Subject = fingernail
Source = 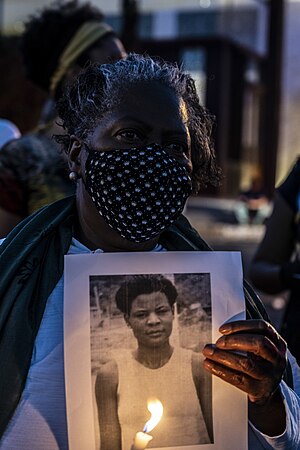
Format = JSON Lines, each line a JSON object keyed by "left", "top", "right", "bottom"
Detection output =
{"left": 216, "top": 337, "right": 226, "bottom": 347}
{"left": 203, "top": 360, "right": 213, "bottom": 370}
{"left": 219, "top": 324, "right": 231, "bottom": 333}
{"left": 203, "top": 344, "right": 216, "bottom": 356}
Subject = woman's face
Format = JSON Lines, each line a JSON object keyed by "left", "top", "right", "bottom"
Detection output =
{"left": 69, "top": 80, "right": 193, "bottom": 251}
{"left": 88, "top": 35, "right": 127, "bottom": 64}
{"left": 86, "top": 81, "right": 192, "bottom": 173}
{"left": 65, "top": 36, "right": 126, "bottom": 91}
{"left": 126, "top": 291, "right": 174, "bottom": 348}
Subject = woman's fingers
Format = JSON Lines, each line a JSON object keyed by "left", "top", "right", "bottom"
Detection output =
{"left": 215, "top": 334, "right": 281, "bottom": 364}
{"left": 202, "top": 358, "right": 276, "bottom": 404}
{"left": 202, "top": 320, "right": 287, "bottom": 404}
{"left": 219, "top": 320, "right": 287, "bottom": 354}
{"left": 202, "top": 345, "right": 272, "bottom": 380}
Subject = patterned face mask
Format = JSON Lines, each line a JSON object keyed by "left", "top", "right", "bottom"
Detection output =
{"left": 84, "top": 143, "right": 192, "bottom": 242}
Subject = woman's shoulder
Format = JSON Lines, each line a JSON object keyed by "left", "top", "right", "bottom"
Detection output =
{"left": 95, "top": 355, "right": 119, "bottom": 391}
{"left": 96, "top": 354, "right": 118, "bottom": 379}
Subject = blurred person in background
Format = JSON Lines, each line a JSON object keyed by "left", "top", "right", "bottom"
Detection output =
{"left": 0, "top": 0, "right": 126, "bottom": 237}
{"left": 234, "top": 171, "right": 271, "bottom": 226}
{"left": 0, "top": 119, "right": 21, "bottom": 149}
{"left": 250, "top": 157, "right": 300, "bottom": 365}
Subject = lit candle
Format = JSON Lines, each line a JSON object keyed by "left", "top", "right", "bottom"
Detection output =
{"left": 131, "top": 431, "right": 153, "bottom": 450}
{"left": 131, "top": 398, "right": 163, "bottom": 450}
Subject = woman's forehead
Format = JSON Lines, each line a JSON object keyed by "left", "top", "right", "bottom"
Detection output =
{"left": 88, "top": 35, "right": 127, "bottom": 64}
{"left": 131, "top": 291, "right": 170, "bottom": 309}
{"left": 95, "top": 81, "right": 188, "bottom": 131}
{"left": 119, "top": 81, "right": 184, "bottom": 109}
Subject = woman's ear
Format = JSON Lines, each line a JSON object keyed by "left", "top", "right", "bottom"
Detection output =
{"left": 68, "top": 136, "right": 83, "bottom": 175}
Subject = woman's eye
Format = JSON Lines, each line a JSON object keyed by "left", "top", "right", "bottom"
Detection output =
{"left": 156, "top": 308, "right": 170, "bottom": 315}
{"left": 115, "top": 130, "right": 143, "bottom": 141}
{"left": 164, "top": 142, "right": 188, "bottom": 154}
{"left": 133, "top": 312, "right": 147, "bottom": 318}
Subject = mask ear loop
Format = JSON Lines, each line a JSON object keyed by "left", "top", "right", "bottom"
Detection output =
{"left": 66, "top": 135, "right": 82, "bottom": 182}
{"left": 81, "top": 141, "right": 95, "bottom": 190}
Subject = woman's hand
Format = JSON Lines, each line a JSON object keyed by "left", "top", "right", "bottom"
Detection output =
{"left": 202, "top": 320, "right": 288, "bottom": 435}
{"left": 202, "top": 319, "right": 287, "bottom": 404}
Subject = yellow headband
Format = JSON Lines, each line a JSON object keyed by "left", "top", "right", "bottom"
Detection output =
{"left": 50, "top": 21, "right": 113, "bottom": 95}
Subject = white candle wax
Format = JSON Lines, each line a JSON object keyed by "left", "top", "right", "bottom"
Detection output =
{"left": 131, "top": 431, "right": 153, "bottom": 450}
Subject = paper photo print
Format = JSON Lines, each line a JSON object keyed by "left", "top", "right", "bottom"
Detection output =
{"left": 64, "top": 251, "right": 247, "bottom": 450}
{"left": 90, "top": 273, "right": 213, "bottom": 450}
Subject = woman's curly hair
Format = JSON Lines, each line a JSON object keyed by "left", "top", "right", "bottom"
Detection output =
{"left": 115, "top": 274, "right": 177, "bottom": 316}
{"left": 21, "top": 0, "right": 105, "bottom": 92}
{"left": 56, "top": 53, "right": 221, "bottom": 192}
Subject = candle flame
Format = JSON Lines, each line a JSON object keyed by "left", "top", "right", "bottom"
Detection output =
{"left": 143, "top": 398, "right": 163, "bottom": 433}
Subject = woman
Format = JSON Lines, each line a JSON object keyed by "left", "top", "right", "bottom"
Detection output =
{"left": 0, "top": 0, "right": 126, "bottom": 237}
{"left": 250, "top": 157, "right": 300, "bottom": 364}
{"left": 0, "top": 54, "right": 299, "bottom": 449}
{"left": 95, "top": 274, "right": 212, "bottom": 449}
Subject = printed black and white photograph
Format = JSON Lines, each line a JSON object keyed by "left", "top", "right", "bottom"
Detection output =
{"left": 90, "top": 273, "right": 213, "bottom": 450}
{"left": 64, "top": 251, "right": 247, "bottom": 450}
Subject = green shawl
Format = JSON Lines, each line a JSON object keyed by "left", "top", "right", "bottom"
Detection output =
{"left": 0, "top": 195, "right": 292, "bottom": 437}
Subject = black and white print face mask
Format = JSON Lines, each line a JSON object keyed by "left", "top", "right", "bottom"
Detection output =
{"left": 84, "top": 143, "right": 192, "bottom": 242}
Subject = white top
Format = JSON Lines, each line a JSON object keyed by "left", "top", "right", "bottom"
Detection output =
{"left": 1, "top": 237, "right": 300, "bottom": 449}
{"left": 114, "top": 348, "right": 210, "bottom": 448}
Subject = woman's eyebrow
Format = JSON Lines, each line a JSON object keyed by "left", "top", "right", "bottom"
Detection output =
{"left": 132, "top": 305, "right": 148, "bottom": 310}
{"left": 132, "top": 309, "right": 148, "bottom": 314}
{"left": 108, "top": 116, "right": 188, "bottom": 135}
{"left": 110, "top": 116, "right": 152, "bottom": 130}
